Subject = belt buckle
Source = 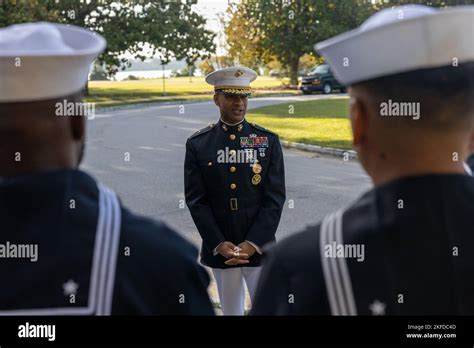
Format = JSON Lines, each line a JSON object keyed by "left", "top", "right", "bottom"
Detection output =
{"left": 230, "top": 198, "right": 238, "bottom": 211}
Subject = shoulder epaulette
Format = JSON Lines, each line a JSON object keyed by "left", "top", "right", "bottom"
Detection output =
{"left": 249, "top": 122, "right": 276, "bottom": 136}
{"left": 188, "top": 123, "right": 216, "bottom": 140}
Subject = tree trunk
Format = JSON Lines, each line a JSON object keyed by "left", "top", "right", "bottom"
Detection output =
{"left": 84, "top": 80, "right": 90, "bottom": 96}
{"left": 289, "top": 56, "right": 300, "bottom": 87}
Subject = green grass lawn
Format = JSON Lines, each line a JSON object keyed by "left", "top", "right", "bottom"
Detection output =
{"left": 246, "top": 97, "right": 353, "bottom": 149}
{"left": 87, "top": 76, "right": 293, "bottom": 103}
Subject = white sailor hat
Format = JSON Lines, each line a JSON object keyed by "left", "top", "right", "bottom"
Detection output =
{"left": 0, "top": 22, "right": 106, "bottom": 102}
{"left": 205, "top": 67, "right": 257, "bottom": 96}
{"left": 315, "top": 5, "right": 474, "bottom": 86}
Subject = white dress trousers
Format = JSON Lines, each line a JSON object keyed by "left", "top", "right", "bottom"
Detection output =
{"left": 212, "top": 267, "right": 262, "bottom": 315}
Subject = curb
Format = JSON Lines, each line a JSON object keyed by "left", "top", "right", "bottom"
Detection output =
{"left": 95, "top": 98, "right": 211, "bottom": 113}
{"left": 281, "top": 140, "right": 358, "bottom": 161}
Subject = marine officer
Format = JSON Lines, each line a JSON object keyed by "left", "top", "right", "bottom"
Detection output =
{"left": 184, "top": 67, "right": 286, "bottom": 315}
{"left": 0, "top": 22, "right": 214, "bottom": 315}
{"left": 252, "top": 5, "right": 474, "bottom": 315}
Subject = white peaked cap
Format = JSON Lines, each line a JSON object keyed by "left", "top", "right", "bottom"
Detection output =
{"left": 205, "top": 67, "right": 257, "bottom": 96}
{"left": 314, "top": 5, "right": 474, "bottom": 85}
{"left": 0, "top": 22, "right": 106, "bottom": 102}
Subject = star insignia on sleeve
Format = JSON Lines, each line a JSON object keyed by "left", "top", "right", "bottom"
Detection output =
{"left": 369, "top": 299, "right": 386, "bottom": 315}
{"left": 63, "top": 279, "right": 79, "bottom": 296}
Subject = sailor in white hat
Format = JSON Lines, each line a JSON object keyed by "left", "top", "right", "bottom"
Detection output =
{"left": 185, "top": 67, "right": 286, "bottom": 315}
{"left": 252, "top": 5, "right": 474, "bottom": 315}
{"left": 0, "top": 22, "right": 106, "bottom": 102}
{"left": 0, "top": 22, "right": 213, "bottom": 315}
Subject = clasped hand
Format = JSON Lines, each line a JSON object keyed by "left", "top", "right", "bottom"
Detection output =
{"left": 217, "top": 241, "right": 256, "bottom": 265}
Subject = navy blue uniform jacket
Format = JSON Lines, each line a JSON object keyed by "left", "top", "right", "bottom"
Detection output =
{"left": 0, "top": 169, "right": 214, "bottom": 315}
{"left": 252, "top": 174, "right": 474, "bottom": 315}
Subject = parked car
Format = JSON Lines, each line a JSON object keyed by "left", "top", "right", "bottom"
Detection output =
{"left": 298, "top": 64, "right": 346, "bottom": 94}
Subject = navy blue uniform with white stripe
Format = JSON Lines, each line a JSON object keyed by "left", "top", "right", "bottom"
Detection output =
{"left": 0, "top": 169, "right": 214, "bottom": 315}
{"left": 252, "top": 174, "right": 474, "bottom": 315}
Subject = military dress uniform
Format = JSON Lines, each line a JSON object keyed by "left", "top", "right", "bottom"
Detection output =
{"left": 185, "top": 67, "right": 286, "bottom": 315}
{"left": 252, "top": 5, "right": 474, "bottom": 315}
{"left": 252, "top": 174, "right": 474, "bottom": 315}
{"left": 0, "top": 170, "right": 214, "bottom": 315}
{"left": 0, "top": 22, "right": 213, "bottom": 315}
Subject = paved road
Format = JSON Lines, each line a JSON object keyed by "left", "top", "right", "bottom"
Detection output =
{"left": 83, "top": 94, "right": 372, "bottom": 247}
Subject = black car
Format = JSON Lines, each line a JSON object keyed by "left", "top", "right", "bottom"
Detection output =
{"left": 299, "top": 64, "right": 346, "bottom": 94}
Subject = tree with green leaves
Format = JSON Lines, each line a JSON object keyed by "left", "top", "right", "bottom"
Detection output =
{"left": 226, "top": 0, "right": 374, "bottom": 86}
{"left": 373, "top": 0, "right": 474, "bottom": 8}
{"left": 224, "top": 2, "right": 264, "bottom": 71}
{"left": 0, "top": 0, "right": 59, "bottom": 25}
{"left": 226, "top": 0, "right": 472, "bottom": 86}
{"left": 0, "top": 0, "right": 216, "bottom": 81}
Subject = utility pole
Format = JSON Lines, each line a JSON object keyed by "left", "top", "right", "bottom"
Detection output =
{"left": 162, "top": 64, "right": 166, "bottom": 96}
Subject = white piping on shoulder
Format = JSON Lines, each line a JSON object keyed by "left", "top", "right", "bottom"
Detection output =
{"left": 463, "top": 162, "right": 472, "bottom": 176}
{"left": 99, "top": 184, "right": 121, "bottom": 315}
{"left": 320, "top": 210, "right": 357, "bottom": 315}
{"left": 0, "top": 183, "right": 121, "bottom": 316}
